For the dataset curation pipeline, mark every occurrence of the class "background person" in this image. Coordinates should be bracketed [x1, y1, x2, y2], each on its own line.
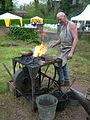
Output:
[77, 21, 81, 30]
[49, 12, 78, 86]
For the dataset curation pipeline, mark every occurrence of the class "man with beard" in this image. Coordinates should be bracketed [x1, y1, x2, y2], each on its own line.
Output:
[49, 12, 78, 86]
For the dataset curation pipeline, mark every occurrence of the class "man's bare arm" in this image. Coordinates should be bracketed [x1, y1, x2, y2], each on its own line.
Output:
[68, 22, 78, 59]
[48, 39, 61, 48]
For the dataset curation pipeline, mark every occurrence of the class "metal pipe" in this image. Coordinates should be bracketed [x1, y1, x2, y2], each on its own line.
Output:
[70, 87, 90, 116]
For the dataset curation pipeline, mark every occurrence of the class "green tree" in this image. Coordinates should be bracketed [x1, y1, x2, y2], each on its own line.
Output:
[60, 0, 72, 15]
[69, 0, 90, 19]
[0, 0, 13, 14]
[34, 0, 39, 7]
[26, 2, 46, 18]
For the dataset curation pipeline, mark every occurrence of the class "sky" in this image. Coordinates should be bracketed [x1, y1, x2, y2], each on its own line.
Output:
[15, 0, 34, 6]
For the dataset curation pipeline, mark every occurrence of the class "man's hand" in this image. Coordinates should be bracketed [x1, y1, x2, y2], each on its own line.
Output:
[67, 51, 73, 60]
[48, 39, 60, 48]
[48, 40, 57, 48]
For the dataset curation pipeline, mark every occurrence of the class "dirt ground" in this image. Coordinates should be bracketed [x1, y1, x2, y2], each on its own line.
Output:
[0, 29, 90, 120]
[0, 78, 90, 120]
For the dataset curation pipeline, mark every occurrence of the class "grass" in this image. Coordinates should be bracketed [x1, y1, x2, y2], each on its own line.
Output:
[0, 34, 35, 93]
[0, 32, 90, 94]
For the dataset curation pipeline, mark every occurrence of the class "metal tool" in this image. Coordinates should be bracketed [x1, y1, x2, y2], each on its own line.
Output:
[60, 79, 76, 98]
[3, 63, 14, 80]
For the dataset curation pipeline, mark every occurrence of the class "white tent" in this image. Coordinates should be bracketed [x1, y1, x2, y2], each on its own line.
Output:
[71, 4, 90, 21]
[0, 12, 22, 27]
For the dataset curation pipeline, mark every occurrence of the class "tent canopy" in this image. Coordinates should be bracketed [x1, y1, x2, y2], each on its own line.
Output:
[71, 4, 90, 21]
[30, 16, 43, 24]
[0, 12, 22, 27]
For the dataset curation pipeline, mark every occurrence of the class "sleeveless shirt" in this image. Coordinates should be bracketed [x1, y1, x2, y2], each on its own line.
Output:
[58, 21, 74, 66]
[59, 21, 74, 51]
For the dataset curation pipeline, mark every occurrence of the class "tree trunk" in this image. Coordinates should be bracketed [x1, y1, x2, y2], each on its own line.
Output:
[34, 0, 39, 7]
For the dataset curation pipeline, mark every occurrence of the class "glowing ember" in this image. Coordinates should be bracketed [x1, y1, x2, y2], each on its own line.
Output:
[33, 43, 47, 57]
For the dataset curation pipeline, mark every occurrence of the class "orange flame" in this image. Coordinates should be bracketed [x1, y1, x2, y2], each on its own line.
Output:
[33, 43, 47, 57]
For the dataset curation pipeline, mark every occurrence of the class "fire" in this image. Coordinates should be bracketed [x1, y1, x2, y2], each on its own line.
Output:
[33, 43, 47, 57]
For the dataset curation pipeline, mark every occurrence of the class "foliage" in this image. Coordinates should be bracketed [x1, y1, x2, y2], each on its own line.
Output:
[59, 0, 72, 16]
[68, 4, 83, 19]
[0, 20, 5, 26]
[26, 3, 46, 18]
[0, 0, 14, 14]
[7, 27, 40, 44]
[25, 1, 58, 19]
[44, 19, 57, 24]
[81, 0, 90, 8]
[11, 19, 21, 26]
[24, 0, 90, 21]
[68, 0, 90, 18]
[23, 19, 30, 25]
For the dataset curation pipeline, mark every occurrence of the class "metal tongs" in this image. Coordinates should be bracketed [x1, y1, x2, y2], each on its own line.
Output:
[60, 79, 76, 98]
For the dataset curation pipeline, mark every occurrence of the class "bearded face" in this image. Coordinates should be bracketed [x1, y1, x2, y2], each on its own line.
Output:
[59, 21, 64, 26]
[57, 13, 67, 26]
[57, 18, 64, 26]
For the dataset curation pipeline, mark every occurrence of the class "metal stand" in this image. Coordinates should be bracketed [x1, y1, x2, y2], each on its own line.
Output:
[12, 57, 62, 111]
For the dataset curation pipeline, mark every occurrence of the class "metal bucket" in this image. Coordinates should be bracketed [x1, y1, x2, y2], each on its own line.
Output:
[52, 90, 68, 111]
[36, 94, 58, 120]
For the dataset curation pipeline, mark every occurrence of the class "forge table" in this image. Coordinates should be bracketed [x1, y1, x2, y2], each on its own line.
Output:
[12, 56, 62, 111]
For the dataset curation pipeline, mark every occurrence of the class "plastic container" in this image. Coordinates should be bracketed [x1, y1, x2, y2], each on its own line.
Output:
[36, 94, 58, 120]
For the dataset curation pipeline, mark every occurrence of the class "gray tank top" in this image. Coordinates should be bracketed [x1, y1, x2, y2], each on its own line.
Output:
[59, 21, 74, 51]
[57, 21, 74, 66]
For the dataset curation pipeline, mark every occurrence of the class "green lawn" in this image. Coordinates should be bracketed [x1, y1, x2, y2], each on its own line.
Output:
[0, 34, 90, 94]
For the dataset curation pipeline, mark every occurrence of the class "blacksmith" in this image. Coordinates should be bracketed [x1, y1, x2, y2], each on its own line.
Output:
[49, 12, 78, 86]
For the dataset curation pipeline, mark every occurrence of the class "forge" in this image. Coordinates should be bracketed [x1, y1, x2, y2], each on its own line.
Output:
[11, 54, 62, 111]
